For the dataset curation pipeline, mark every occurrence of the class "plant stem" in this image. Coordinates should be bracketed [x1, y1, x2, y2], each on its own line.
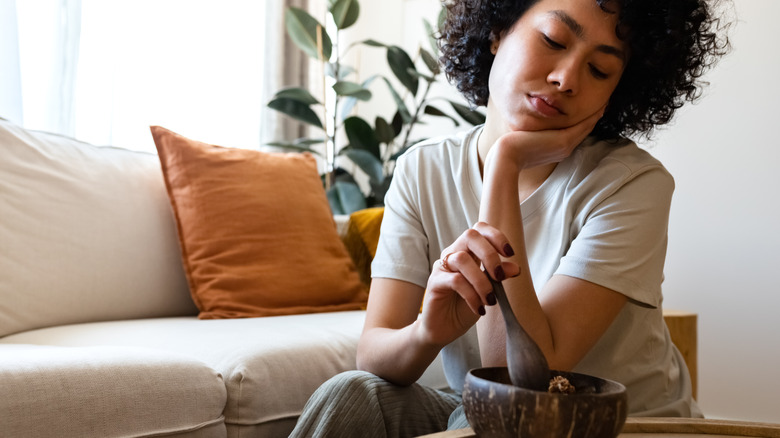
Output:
[316, 24, 333, 190]
[400, 77, 435, 154]
[332, 28, 340, 181]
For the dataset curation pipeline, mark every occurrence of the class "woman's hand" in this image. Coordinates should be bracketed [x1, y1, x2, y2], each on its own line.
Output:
[418, 222, 520, 348]
[489, 105, 606, 171]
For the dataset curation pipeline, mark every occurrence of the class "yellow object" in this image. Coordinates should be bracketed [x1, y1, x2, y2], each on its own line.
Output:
[342, 207, 384, 286]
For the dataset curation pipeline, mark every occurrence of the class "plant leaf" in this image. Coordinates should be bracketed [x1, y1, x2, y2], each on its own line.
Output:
[285, 7, 332, 60]
[326, 62, 356, 80]
[391, 111, 404, 136]
[327, 181, 366, 215]
[420, 48, 440, 75]
[361, 39, 387, 48]
[449, 100, 487, 125]
[344, 116, 380, 159]
[424, 105, 460, 126]
[264, 141, 324, 156]
[407, 68, 435, 82]
[330, 0, 359, 30]
[390, 143, 413, 160]
[423, 19, 438, 56]
[343, 148, 385, 185]
[387, 46, 419, 96]
[375, 116, 396, 143]
[333, 81, 372, 101]
[370, 174, 393, 205]
[339, 75, 378, 122]
[272, 87, 320, 105]
[268, 97, 323, 128]
[383, 77, 412, 124]
[293, 137, 326, 146]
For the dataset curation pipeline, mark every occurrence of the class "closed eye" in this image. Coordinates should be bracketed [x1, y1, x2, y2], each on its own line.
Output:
[589, 64, 608, 79]
[543, 35, 565, 50]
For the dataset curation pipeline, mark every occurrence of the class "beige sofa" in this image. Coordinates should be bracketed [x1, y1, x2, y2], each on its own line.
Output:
[0, 118, 446, 438]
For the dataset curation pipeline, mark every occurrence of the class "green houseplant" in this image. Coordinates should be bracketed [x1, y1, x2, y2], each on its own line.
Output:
[267, 0, 485, 214]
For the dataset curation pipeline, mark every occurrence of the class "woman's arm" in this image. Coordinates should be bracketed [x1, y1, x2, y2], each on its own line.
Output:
[476, 114, 628, 371]
[476, 106, 628, 371]
[357, 226, 519, 386]
[356, 278, 438, 386]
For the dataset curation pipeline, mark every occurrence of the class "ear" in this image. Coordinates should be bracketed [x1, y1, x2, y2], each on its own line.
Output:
[489, 30, 501, 55]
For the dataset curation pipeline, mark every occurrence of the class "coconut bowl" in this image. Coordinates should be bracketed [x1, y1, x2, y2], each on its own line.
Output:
[463, 367, 628, 438]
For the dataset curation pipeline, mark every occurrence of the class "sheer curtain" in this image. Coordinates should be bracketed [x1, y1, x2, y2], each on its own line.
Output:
[1, 0, 310, 152]
[260, 0, 311, 147]
[1, 0, 81, 135]
[0, 0, 23, 124]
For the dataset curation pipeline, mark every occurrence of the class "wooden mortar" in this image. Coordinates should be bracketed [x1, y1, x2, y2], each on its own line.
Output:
[463, 367, 628, 438]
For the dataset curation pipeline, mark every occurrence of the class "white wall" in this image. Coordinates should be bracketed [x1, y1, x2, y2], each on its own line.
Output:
[638, 1, 780, 422]
[358, 0, 780, 422]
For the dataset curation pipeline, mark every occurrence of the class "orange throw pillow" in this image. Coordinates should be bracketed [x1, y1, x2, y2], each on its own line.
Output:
[151, 126, 367, 319]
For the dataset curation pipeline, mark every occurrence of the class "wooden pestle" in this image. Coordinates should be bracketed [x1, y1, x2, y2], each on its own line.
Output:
[488, 275, 551, 391]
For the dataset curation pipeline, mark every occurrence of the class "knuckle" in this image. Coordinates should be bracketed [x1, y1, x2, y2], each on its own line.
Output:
[476, 277, 492, 296]
[472, 221, 489, 230]
[464, 228, 481, 240]
[484, 252, 501, 268]
[450, 251, 470, 266]
[451, 273, 468, 290]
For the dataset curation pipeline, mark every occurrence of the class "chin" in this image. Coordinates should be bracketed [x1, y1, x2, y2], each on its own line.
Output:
[507, 118, 566, 132]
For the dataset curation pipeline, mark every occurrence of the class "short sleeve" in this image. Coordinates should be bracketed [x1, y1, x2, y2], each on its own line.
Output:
[556, 165, 675, 308]
[371, 153, 432, 288]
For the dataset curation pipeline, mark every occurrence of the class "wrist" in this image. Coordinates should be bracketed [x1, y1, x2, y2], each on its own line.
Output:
[486, 135, 525, 173]
[484, 138, 523, 184]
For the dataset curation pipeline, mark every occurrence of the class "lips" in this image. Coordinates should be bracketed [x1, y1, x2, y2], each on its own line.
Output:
[528, 94, 565, 117]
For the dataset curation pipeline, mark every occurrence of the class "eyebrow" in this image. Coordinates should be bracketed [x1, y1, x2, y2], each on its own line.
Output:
[548, 10, 627, 62]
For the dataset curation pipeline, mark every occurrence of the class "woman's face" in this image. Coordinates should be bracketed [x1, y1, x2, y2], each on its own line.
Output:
[486, 0, 627, 132]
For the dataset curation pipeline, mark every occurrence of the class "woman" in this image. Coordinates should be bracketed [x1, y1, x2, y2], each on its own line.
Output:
[290, 0, 729, 436]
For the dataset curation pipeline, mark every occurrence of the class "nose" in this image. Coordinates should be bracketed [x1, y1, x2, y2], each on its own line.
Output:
[547, 58, 581, 95]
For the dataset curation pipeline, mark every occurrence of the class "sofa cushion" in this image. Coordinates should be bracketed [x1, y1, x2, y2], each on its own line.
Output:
[0, 345, 226, 438]
[1, 312, 364, 436]
[150, 125, 368, 319]
[0, 118, 197, 338]
[1, 311, 450, 437]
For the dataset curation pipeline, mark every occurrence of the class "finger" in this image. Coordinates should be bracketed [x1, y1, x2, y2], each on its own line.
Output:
[430, 268, 486, 316]
[445, 250, 494, 306]
[470, 222, 516, 280]
[500, 261, 521, 279]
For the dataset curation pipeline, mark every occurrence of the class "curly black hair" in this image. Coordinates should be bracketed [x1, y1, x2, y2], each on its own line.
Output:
[439, 0, 731, 139]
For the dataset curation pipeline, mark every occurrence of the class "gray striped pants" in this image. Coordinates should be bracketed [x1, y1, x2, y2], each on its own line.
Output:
[289, 370, 470, 438]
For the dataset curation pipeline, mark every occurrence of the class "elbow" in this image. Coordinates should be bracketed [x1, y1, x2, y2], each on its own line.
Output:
[355, 344, 417, 387]
[355, 341, 370, 373]
[544, 348, 584, 373]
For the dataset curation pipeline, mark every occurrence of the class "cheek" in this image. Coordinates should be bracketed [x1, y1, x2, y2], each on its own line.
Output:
[487, 49, 534, 103]
[581, 81, 620, 113]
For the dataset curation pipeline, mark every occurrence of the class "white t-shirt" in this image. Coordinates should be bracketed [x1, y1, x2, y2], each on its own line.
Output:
[371, 125, 701, 417]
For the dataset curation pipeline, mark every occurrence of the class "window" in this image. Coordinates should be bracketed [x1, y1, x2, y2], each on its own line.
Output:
[7, 0, 268, 152]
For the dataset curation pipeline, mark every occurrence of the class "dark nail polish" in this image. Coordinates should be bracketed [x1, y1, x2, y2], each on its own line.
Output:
[495, 265, 506, 282]
[487, 292, 497, 306]
[478, 305, 486, 316]
[503, 243, 515, 257]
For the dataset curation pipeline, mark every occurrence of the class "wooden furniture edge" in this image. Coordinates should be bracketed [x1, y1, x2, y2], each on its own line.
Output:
[663, 309, 697, 399]
[623, 417, 780, 437]
[419, 419, 780, 438]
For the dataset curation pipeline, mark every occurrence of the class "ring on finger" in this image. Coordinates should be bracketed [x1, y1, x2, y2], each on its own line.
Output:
[441, 253, 453, 272]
